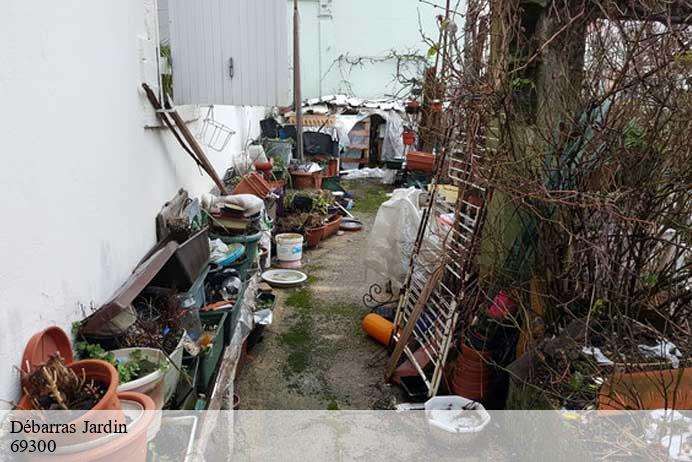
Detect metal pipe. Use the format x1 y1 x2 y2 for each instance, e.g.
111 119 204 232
293 0 304 163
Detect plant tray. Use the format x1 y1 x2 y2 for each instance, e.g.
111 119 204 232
198 311 228 391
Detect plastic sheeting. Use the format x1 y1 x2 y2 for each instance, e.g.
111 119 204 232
365 188 425 290
380 111 405 162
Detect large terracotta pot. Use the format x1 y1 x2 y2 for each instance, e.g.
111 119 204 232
450 345 495 401
406 151 435 173
19 327 124 444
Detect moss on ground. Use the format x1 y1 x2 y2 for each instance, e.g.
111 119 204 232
278 286 317 374
351 185 390 214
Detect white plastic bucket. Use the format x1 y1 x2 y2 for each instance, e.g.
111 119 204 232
276 233 304 262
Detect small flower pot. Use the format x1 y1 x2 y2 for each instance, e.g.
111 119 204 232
291 171 322 190
402 130 416 146
28 392 156 462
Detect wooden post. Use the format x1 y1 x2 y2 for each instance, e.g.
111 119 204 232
293 0 304 163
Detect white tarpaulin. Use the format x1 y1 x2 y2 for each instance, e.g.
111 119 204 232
365 188 425 290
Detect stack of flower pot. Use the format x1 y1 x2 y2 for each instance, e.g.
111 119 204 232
17 327 156 461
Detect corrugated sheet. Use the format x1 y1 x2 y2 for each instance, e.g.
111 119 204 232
169 0 288 106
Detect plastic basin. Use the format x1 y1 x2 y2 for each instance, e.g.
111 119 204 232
110 347 166 409
424 395 491 444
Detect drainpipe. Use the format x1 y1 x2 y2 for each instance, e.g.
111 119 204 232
293 0 304 162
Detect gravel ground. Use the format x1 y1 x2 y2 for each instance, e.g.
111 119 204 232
235 180 403 410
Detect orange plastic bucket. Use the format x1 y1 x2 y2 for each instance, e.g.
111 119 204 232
362 314 394 346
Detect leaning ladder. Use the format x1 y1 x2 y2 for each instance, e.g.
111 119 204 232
388 108 494 397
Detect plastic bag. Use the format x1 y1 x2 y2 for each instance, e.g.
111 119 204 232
381 112 405 161
365 187 425 290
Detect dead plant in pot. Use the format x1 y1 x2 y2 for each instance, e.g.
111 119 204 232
21 354 106 411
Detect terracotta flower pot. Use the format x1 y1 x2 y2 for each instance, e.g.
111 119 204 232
325 159 339 177
232 172 273 198
598 367 692 411
18 327 124 445
304 225 326 249
406 151 435 173
322 214 342 239
291 171 322 190
450 345 495 401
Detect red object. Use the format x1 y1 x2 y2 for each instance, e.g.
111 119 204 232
232 173 273 198
406 151 435 172
450 345 495 401
291 171 322 190
486 291 517 320
402 130 416 146
254 160 272 171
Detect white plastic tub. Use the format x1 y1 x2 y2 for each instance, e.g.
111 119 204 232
424 395 491 444
276 233 304 262
111 347 166 409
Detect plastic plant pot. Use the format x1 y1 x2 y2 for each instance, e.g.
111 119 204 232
31 392 156 462
449 345 495 402
304 225 326 249
18 327 124 444
322 214 343 239
110 347 167 409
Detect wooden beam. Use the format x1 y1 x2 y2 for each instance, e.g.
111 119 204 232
142 84 229 195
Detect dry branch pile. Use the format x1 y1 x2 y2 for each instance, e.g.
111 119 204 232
430 0 691 410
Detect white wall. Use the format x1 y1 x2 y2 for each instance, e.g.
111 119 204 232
0 0 263 408
289 0 445 99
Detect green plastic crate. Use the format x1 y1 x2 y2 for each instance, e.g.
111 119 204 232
198 311 227 391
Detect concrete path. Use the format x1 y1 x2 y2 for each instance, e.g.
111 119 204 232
235 180 402 409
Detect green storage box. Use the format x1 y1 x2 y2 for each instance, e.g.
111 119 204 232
198 311 227 391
